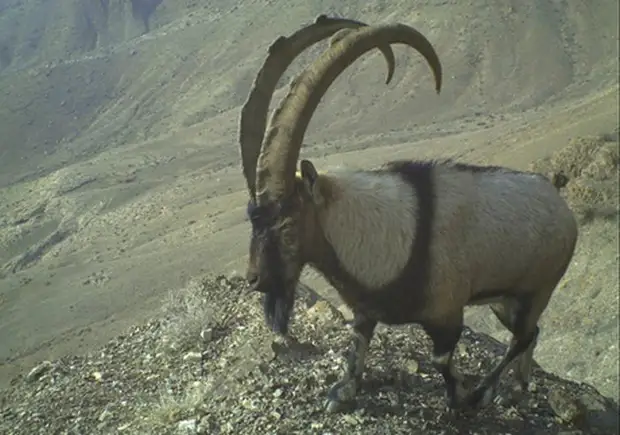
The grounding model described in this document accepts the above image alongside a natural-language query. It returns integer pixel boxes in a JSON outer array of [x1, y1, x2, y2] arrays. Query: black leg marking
[[514, 329, 538, 393], [424, 321, 466, 409], [490, 300, 535, 393], [326, 313, 377, 413], [467, 296, 541, 409]]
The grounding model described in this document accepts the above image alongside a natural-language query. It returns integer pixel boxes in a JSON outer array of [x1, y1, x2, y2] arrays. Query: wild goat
[[239, 20, 579, 414]]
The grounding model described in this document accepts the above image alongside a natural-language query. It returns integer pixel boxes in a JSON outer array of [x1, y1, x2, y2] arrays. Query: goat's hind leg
[[491, 299, 538, 395], [326, 313, 377, 413], [465, 295, 542, 409]]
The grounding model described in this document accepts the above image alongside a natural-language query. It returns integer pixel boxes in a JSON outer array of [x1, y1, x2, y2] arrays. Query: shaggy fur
[[317, 169, 417, 289], [426, 164, 577, 314], [310, 161, 577, 324]]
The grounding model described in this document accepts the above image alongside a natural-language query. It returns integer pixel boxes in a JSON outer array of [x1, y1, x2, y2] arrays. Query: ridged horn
[[254, 23, 442, 203], [238, 15, 397, 199]]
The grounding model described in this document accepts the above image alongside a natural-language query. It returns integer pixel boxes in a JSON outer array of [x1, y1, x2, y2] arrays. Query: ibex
[[239, 18, 579, 414]]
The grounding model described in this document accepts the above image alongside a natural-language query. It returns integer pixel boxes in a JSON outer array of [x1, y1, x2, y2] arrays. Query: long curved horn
[[239, 15, 397, 199], [255, 23, 442, 203]]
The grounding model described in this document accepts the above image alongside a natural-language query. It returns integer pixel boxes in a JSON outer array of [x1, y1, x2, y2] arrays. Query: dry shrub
[[530, 133, 619, 224], [566, 178, 616, 207], [160, 279, 215, 352], [598, 126, 619, 143], [581, 143, 619, 181], [159, 275, 245, 352], [531, 136, 611, 179], [144, 381, 209, 429]]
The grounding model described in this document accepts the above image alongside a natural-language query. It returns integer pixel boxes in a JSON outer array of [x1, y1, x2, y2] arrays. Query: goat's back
[[430, 167, 578, 297]]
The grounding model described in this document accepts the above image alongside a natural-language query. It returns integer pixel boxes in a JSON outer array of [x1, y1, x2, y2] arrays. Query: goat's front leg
[[325, 312, 377, 413], [423, 316, 468, 410]]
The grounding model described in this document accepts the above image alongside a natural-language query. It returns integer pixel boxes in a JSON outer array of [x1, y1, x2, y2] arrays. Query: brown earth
[[0, 0, 618, 430]]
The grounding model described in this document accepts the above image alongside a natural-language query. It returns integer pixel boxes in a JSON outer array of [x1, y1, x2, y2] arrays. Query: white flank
[[319, 171, 417, 289]]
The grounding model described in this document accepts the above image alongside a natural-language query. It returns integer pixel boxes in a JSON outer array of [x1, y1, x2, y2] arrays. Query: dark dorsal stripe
[[450, 161, 508, 173], [312, 160, 436, 324], [445, 159, 529, 176]]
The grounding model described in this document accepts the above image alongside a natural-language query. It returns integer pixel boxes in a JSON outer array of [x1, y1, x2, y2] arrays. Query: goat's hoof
[[442, 403, 461, 418], [442, 395, 473, 419], [325, 398, 356, 413], [325, 379, 358, 413], [513, 380, 530, 395]]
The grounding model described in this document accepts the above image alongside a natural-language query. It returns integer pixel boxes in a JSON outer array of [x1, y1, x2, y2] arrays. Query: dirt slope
[[0, 0, 618, 406]]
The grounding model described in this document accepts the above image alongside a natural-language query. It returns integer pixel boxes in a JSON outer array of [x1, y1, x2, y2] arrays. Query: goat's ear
[[300, 159, 324, 204]]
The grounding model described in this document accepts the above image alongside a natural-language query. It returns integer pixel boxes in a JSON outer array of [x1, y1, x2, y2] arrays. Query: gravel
[[1, 275, 617, 435]]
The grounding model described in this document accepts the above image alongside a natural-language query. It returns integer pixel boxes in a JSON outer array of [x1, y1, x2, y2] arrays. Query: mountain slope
[[0, 0, 618, 403]]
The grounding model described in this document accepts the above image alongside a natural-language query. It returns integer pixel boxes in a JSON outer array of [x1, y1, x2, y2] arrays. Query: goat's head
[[237, 15, 397, 334], [240, 23, 443, 335]]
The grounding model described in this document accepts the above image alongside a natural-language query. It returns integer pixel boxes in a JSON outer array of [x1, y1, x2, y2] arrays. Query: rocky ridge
[[1, 275, 617, 435]]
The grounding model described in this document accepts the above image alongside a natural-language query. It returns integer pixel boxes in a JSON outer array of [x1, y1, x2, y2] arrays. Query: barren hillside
[[0, 0, 618, 415]]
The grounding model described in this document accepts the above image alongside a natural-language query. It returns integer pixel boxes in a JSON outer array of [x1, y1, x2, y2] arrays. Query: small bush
[[159, 275, 245, 352], [144, 381, 209, 429], [530, 133, 619, 224]]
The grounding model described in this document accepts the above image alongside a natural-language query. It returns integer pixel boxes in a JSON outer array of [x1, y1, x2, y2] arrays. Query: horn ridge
[[255, 23, 442, 202], [238, 17, 397, 199]]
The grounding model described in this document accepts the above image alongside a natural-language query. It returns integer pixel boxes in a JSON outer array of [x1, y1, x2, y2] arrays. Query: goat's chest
[[319, 270, 430, 325], [312, 237, 434, 324]]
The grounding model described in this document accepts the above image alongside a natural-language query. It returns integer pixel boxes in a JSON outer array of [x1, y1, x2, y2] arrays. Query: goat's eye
[[250, 212, 267, 230], [249, 203, 281, 230]]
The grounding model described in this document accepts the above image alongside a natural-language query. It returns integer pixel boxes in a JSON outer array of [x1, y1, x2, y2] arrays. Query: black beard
[[263, 290, 294, 335]]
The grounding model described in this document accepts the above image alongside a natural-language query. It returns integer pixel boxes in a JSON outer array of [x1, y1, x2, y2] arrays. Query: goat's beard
[[263, 288, 294, 335]]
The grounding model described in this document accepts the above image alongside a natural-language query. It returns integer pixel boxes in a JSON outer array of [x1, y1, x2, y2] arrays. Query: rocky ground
[[1, 276, 617, 435]]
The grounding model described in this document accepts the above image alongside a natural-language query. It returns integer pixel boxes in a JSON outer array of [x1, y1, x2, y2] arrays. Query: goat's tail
[[550, 171, 570, 190]]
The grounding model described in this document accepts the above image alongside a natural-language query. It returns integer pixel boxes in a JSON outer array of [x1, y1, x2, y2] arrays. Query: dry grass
[[530, 133, 619, 224], [160, 279, 217, 352], [138, 275, 248, 431], [142, 381, 210, 431], [159, 275, 244, 352]]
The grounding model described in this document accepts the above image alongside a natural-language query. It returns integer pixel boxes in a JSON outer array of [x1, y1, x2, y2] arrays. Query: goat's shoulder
[[317, 168, 419, 289], [323, 167, 414, 203]]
